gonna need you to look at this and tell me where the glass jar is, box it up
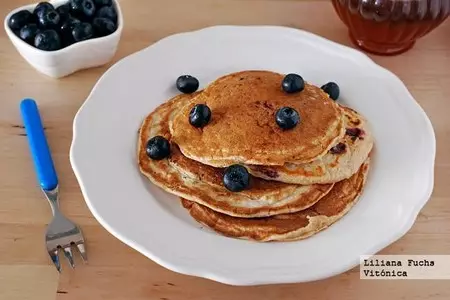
[332,0,450,55]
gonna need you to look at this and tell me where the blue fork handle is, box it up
[20,99,58,191]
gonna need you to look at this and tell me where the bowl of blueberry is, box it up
[4,0,123,78]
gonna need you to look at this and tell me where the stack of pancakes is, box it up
[138,71,373,242]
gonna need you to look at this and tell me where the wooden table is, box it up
[1,0,449,299]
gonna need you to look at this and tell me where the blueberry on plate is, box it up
[33,2,54,19]
[70,0,96,20]
[282,73,305,93]
[72,22,94,42]
[189,104,211,128]
[275,107,300,130]
[176,75,199,94]
[8,10,33,31]
[94,0,112,6]
[321,82,340,100]
[223,165,250,192]
[19,24,40,44]
[34,30,61,51]
[38,9,61,30]
[60,17,81,45]
[95,5,117,23]
[92,17,116,37]
[56,4,71,21]
[146,136,171,160]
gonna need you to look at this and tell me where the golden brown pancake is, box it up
[170,70,345,168]
[181,158,370,242]
[138,93,334,218]
[247,106,373,184]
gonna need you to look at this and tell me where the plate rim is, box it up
[69,25,436,286]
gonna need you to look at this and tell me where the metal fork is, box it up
[20,98,87,272]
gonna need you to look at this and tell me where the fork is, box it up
[20,98,87,272]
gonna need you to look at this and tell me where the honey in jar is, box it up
[332,0,450,55]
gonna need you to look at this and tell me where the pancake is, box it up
[138,93,334,218]
[181,158,370,242]
[247,106,373,184]
[169,70,345,168]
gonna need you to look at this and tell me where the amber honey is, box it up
[332,0,450,55]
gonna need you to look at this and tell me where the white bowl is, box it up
[4,0,123,78]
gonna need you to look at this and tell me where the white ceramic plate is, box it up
[70,26,436,286]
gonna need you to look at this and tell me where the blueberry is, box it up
[92,17,116,37]
[223,165,250,192]
[146,136,170,160]
[60,17,81,35]
[176,75,199,94]
[95,5,117,23]
[34,30,61,51]
[189,104,211,128]
[282,73,305,93]
[275,107,300,130]
[70,0,96,20]
[94,0,112,6]
[8,10,33,31]
[70,0,83,16]
[60,17,81,45]
[19,24,40,44]
[321,82,340,100]
[329,142,346,154]
[61,17,81,31]
[72,22,94,42]
[56,4,71,21]
[38,9,61,30]
[33,2,54,19]
[82,0,96,18]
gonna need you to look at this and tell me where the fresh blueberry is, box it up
[70,0,83,16]
[176,75,199,94]
[8,10,33,31]
[72,22,94,42]
[282,73,305,93]
[56,4,71,21]
[275,107,300,130]
[321,82,340,100]
[189,104,211,128]
[223,165,250,192]
[95,5,117,23]
[92,17,116,37]
[60,17,81,45]
[70,0,96,20]
[94,0,112,6]
[33,2,54,19]
[82,0,96,18]
[19,24,40,44]
[61,17,81,31]
[34,30,61,51]
[60,17,81,34]
[38,9,61,29]
[146,136,171,160]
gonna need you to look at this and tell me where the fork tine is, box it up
[63,246,75,268]
[76,243,88,263]
[49,249,61,272]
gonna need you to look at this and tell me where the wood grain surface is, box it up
[1,0,450,299]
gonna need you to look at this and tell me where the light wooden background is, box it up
[1,0,449,299]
